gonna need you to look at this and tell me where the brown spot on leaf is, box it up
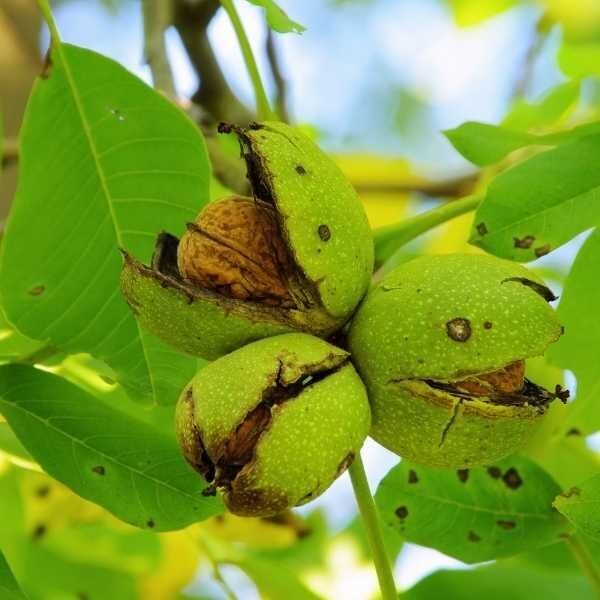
[566,427,581,437]
[497,520,516,530]
[408,469,419,484]
[28,285,45,296]
[487,466,502,479]
[468,531,481,542]
[534,244,551,258]
[513,235,535,249]
[318,224,331,241]
[41,50,53,79]
[395,506,408,520]
[483,321,493,330]
[147,519,155,528]
[476,222,488,236]
[457,469,469,483]
[92,465,105,476]
[502,467,523,490]
[36,485,51,498]
[32,524,47,540]
[295,165,307,175]
[446,318,472,342]
[561,486,581,498]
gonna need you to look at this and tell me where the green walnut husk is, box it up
[175,333,371,516]
[348,253,565,469]
[121,121,374,361]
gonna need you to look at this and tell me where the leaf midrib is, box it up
[0,395,200,503]
[57,42,156,401]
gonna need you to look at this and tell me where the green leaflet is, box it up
[548,230,600,434]
[0,40,209,404]
[401,565,594,600]
[469,136,600,260]
[376,456,570,563]
[245,0,306,33]
[554,474,600,541]
[0,550,27,600]
[0,364,223,531]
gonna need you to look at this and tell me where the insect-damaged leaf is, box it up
[0,42,209,404]
[375,456,570,563]
[468,135,600,261]
[0,364,223,531]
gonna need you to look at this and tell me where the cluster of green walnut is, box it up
[120,122,566,517]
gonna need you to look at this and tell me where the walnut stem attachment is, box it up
[219,0,276,121]
[348,452,397,600]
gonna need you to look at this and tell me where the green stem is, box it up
[564,535,600,598]
[348,452,397,600]
[36,0,61,43]
[219,0,276,121]
[373,193,483,268]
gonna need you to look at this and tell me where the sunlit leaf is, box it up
[554,474,600,541]
[444,119,600,166]
[246,0,306,33]
[547,229,600,434]
[469,136,600,260]
[0,42,209,404]
[503,81,580,130]
[0,308,45,365]
[0,422,33,464]
[560,40,600,76]
[0,364,222,531]
[446,0,520,26]
[376,456,570,563]
[402,565,594,599]
[0,550,26,600]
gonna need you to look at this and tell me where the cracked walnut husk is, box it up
[348,253,566,469]
[120,121,373,361]
[175,333,370,516]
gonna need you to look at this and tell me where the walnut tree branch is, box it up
[142,0,177,97]
[173,0,253,124]
[266,29,289,122]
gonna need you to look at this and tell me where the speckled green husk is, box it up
[236,122,374,319]
[121,121,374,360]
[348,253,563,468]
[121,252,334,361]
[176,333,371,516]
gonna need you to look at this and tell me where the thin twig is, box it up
[266,29,289,122]
[512,16,548,100]
[353,173,477,198]
[1,138,19,167]
[373,193,483,273]
[142,0,177,97]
